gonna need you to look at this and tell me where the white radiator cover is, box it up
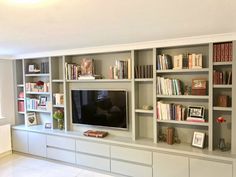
[0,124,11,154]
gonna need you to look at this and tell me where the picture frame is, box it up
[173,54,183,70]
[44,123,52,129]
[26,112,37,126]
[39,96,47,106]
[187,106,205,119]
[192,78,207,89]
[192,131,205,148]
[28,64,35,72]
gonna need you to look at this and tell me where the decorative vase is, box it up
[57,119,64,130]
[218,138,226,151]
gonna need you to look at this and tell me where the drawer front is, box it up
[76,140,110,157]
[47,135,75,151]
[190,158,232,177]
[12,130,28,153]
[76,153,110,171]
[111,160,152,177]
[110,145,152,165]
[28,132,46,157]
[47,147,76,164]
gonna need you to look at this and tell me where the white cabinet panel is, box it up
[47,147,76,164]
[111,160,152,177]
[153,152,189,177]
[76,140,110,157]
[110,145,152,165]
[190,158,232,177]
[12,130,28,153]
[28,132,46,157]
[76,153,110,171]
[47,135,75,151]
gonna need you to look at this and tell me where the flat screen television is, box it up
[71,90,128,130]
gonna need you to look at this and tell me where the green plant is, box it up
[53,110,64,120]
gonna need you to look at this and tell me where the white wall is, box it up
[0,124,11,154]
[0,59,15,126]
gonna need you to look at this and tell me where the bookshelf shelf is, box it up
[17,84,24,87]
[213,107,232,111]
[18,112,25,114]
[213,61,232,66]
[52,79,64,83]
[17,98,25,101]
[135,109,153,114]
[26,92,51,95]
[66,79,132,83]
[53,105,64,108]
[134,78,153,82]
[27,109,51,113]
[213,85,232,89]
[156,68,209,74]
[25,73,50,77]
[157,120,209,127]
[156,95,209,99]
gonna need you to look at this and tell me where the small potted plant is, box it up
[53,110,64,130]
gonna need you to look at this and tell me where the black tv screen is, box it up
[71,90,128,129]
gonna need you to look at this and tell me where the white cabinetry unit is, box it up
[12,129,28,153]
[28,132,46,157]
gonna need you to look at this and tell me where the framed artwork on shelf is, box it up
[187,106,205,119]
[26,112,37,126]
[44,123,52,129]
[192,131,205,148]
[191,78,207,95]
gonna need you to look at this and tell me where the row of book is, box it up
[25,82,50,92]
[65,63,81,80]
[26,98,49,111]
[156,77,183,95]
[156,54,172,70]
[109,59,131,79]
[53,93,64,105]
[156,102,186,121]
[40,62,50,73]
[213,70,232,85]
[134,65,153,78]
[213,42,232,62]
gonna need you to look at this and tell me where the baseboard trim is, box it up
[0,150,12,158]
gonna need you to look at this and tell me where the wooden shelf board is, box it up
[213,107,232,111]
[52,79,64,83]
[156,95,209,99]
[156,68,209,74]
[53,105,64,108]
[25,73,50,77]
[134,78,153,82]
[213,61,232,66]
[213,85,232,88]
[27,109,51,113]
[157,120,209,126]
[135,109,153,114]
[17,98,25,101]
[26,92,50,95]
[18,112,25,114]
[17,84,24,87]
[66,79,132,83]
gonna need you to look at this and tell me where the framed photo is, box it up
[187,106,205,119]
[26,112,37,126]
[44,123,52,129]
[192,79,207,89]
[192,131,205,148]
[39,96,47,106]
[28,64,35,72]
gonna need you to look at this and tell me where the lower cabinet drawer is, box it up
[111,160,152,177]
[47,147,76,164]
[76,153,110,172]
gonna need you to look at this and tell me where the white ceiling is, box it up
[0,0,235,57]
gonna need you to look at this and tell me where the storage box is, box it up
[217,95,229,107]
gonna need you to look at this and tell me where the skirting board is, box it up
[0,150,12,158]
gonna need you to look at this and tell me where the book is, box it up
[186,117,205,122]
[83,130,108,138]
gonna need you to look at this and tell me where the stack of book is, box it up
[156,54,172,70]
[109,59,131,79]
[65,63,81,80]
[156,77,183,95]
[213,42,233,62]
[40,62,49,73]
[25,82,50,92]
[213,70,232,85]
[156,101,186,121]
[173,53,203,69]
[18,101,24,112]
[134,65,153,78]
[26,98,50,111]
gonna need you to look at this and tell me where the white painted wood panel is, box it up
[110,145,152,165]
[0,124,11,154]
[12,130,28,153]
[47,135,75,151]
[190,158,232,177]
[111,160,152,177]
[28,132,46,157]
[47,147,76,164]
[76,140,109,157]
[153,152,189,177]
[76,153,110,171]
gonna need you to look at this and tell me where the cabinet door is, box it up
[190,158,232,177]
[153,152,189,177]
[28,132,46,157]
[12,130,28,153]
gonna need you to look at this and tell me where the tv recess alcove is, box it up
[12,34,236,177]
